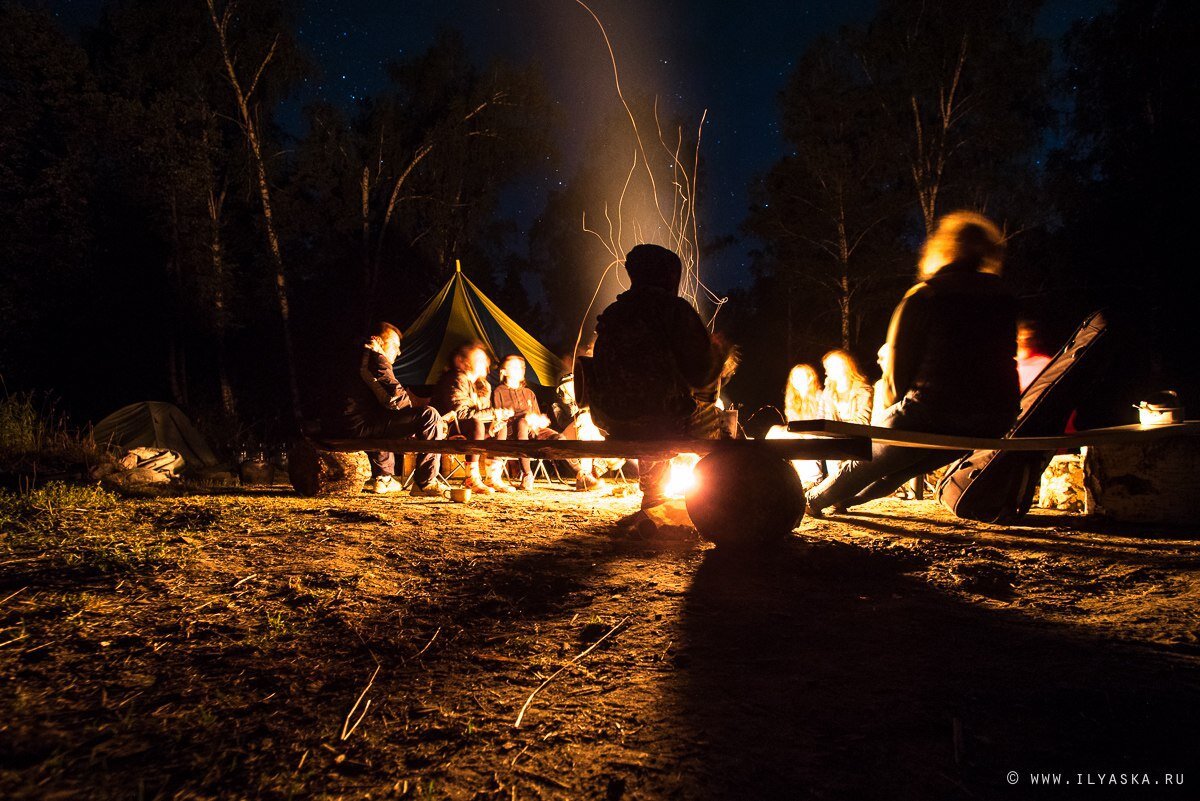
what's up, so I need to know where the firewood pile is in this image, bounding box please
[1037,453,1086,513]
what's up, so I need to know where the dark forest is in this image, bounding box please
[3,0,1197,438]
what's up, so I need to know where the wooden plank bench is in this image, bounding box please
[312,435,873,462]
[786,419,1200,451]
[306,433,873,546]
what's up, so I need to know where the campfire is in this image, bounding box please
[664,453,700,498]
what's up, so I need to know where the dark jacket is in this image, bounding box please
[431,369,492,421]
[493,384,540,418]
[884,262,1019,417]
[590,286,723,430]
[339,344,412,429]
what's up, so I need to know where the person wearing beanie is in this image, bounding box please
[588,244,730,510]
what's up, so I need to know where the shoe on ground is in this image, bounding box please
[369,475,403,494]
[487,478,515,493]
[640,493,667,511]
[464,474,493,494]
[409,483,443,497]
[520,473,535,492]
[576,472,600,491]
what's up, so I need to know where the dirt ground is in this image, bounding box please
[2,479,1199,800]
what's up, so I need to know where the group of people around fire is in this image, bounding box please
[334,209,1049,519]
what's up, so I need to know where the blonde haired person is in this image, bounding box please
[783,364,823,422]
[806,211,1019,515]
[820,349,872,425]
[767,362,826,486]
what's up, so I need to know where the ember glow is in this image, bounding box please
[664,453,700,498]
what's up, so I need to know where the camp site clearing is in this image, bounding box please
[2,484,1198,799]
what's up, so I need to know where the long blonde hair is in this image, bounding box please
[784,364,822,421]
[821,349,867,393]
[918,211,1005,280]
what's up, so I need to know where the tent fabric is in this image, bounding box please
[92,402,219,468]
[394,262,563,387]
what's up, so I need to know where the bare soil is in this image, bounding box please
[2,482,1198,800]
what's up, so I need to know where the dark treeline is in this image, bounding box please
[1,0,1197,439]
[728,0,1200,424]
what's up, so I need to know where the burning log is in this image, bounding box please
[685,451,805,548]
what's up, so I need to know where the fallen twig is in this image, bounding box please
[233,573,258,588]
[340,665,380,741]
[0,632,29,649]
[0,587,27,607]
[513,616,629,728]
[413,626,441,659]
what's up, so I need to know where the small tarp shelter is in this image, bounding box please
[394,260,563,387]
[92,402,218,468]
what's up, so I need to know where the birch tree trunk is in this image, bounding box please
[205,0,301,420]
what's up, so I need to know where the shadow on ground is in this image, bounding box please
[672,536,1200,800]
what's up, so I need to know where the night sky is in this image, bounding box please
[49,0,1107,290]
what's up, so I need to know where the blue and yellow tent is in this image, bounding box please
[394,261,562,387]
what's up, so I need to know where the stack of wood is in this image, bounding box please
[1037,453,1086,513]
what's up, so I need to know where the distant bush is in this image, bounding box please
[0,388,105,481]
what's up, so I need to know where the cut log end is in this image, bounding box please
[288,441,371,497]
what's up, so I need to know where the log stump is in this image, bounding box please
[686,450,805,549]
[288,441,371,497]
[1083,438,1200,526]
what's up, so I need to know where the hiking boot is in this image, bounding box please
[369,475,403,494]
[576,471,600,491]
[640,492,667,510]
[409,483,443,498]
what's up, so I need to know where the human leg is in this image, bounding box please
[512,417,533,476]
[359,407,444,494]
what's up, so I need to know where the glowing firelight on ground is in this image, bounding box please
[665,453,701,498]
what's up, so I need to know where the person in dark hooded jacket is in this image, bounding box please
[589,244,729,509]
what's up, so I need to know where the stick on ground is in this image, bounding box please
[514,617,629,728]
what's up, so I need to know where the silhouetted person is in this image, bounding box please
[589,244,728,509]
[336,323,444,495]
[806,211,1020,515]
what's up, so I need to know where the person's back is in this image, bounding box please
[896,265,1019,417]
[807,211,1019,515]
[590,244,721,435]
[588,243,725,509]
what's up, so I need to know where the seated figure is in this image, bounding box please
[431,343,513,494]
[492,354,571,491]
[551,364,613,491]
[805,211,1020,515]
[766,363,826,486]
[588,244,729,510]
[333,322,444,495]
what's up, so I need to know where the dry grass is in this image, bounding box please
[1,482,1199,799]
